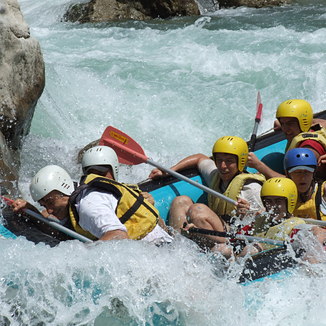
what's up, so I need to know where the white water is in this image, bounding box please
[1,0,326,324]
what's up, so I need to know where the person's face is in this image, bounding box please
[85,166,114,180]
[289,169,314,194]
[262,196,288,221]
[214,153,239,183]
[39,190,69,220]
[279,117,302,142]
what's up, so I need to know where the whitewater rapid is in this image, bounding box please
[0,0,326,324]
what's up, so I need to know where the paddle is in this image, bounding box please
[302,218,326,227]
[1,197,92,243]
[187,227,285,247]
[248,91,263,152]
[99,126,237,205]
[187,218,326,248]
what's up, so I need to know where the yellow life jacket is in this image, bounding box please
[80,174,141,192]
[207,173,265,221]
[293,181,326,221]
[69,174,159,240]
[256,217,305,250]
[287,126,326,151]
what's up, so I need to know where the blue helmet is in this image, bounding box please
[284,148,317,173]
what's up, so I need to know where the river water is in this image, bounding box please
[1,0,326,324]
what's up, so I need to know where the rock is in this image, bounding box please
[218,0,291,8]
[0,130,19,195]
[64,0,200,23]
[0,0,45,150]
[0,0,45,195]
[149,0,200,18]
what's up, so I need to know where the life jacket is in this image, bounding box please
[287,126,326,152]
[79,174,142,192]
[293,181,326,221]
[207,172,265,222]
[259,217,305,240]
[255,217,306,250]
[68,174,159,240]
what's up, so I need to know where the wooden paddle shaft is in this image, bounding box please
[147,159,237,206]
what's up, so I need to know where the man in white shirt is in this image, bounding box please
[13,146,172,245]
[74,145,172,244]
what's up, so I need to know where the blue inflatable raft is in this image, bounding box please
[2,112,326,282]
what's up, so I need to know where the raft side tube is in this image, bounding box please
[239,247,297,283]
[139,168,207,223]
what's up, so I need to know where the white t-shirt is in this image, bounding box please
[75,188,172,244]
[198,158,264,211]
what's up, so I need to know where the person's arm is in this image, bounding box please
[318,154,326,166]
[247,152,284,179]
[11,199,63,220]
[99,229,128,241]
[311,226,326,247]
[239,182,264,210]
[306,226,326,263]
[141,192,154,205]
[235,198,250,217]
[78,191,129,241]
[11,199,41,215]
[274,119,281,131]
[312,118,326,129]
[237,183,265,221]
[149,153,210,179]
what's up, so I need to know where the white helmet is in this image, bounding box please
[30,165,74,202]
[81,145,119,180]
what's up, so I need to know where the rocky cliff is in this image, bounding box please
[0,0,45,194]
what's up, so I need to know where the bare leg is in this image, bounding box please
[168,195,193,232]
[187,203,228,244]
[182,204,227,249]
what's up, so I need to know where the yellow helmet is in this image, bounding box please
[212,136,248,172]
[276,99,313,132]
[260,178,298,214]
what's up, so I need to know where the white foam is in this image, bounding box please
[4,1,326,323]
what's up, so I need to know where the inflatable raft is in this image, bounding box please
[1,112,326,282]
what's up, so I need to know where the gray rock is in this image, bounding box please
[197,0,219,14]
[64,0,292,22]
[0,0,45,195]
[64,0,200,23]
[0,130,19,195]
[218,0,291,8]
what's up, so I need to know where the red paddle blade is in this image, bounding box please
[1,196,13,205]
[256,91,263,121]
[99,126,148,165]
